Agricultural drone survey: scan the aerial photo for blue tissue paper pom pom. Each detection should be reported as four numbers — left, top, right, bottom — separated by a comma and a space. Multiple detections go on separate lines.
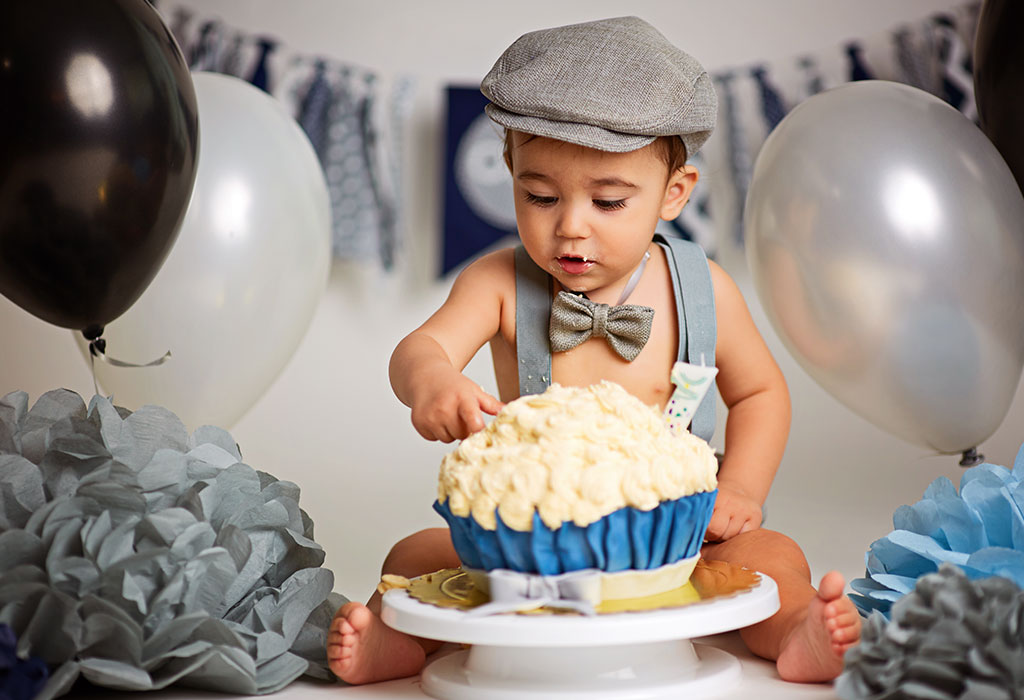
850, 441, 1024, 619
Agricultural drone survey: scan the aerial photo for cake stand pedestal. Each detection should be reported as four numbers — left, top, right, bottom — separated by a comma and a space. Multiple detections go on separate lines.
381, 573, 779, 700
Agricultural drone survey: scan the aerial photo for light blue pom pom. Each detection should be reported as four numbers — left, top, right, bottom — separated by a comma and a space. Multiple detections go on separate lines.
850, 442, 1024, 618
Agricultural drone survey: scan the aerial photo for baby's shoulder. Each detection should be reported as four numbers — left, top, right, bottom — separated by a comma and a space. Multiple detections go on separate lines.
705, 258, 757, 336
707, 259, 742, 304
471, 246, 516, 271
451, 247, 517, 295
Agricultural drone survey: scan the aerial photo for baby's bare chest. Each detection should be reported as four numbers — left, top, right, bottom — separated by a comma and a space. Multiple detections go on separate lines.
550, 337, 677, 408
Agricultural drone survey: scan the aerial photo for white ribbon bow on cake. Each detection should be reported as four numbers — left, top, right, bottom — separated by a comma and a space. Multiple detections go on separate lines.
465, 568, 602, 617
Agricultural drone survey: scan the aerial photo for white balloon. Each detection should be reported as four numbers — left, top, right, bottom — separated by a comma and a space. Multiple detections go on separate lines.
76, 72, 331, 430
745, 81, 1024, 455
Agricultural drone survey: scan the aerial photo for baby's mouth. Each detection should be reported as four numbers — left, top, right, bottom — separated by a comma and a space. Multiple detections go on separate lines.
557, 254, 594, 275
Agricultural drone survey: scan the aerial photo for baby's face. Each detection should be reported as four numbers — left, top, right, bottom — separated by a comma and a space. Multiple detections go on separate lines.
509, 134, 692, 299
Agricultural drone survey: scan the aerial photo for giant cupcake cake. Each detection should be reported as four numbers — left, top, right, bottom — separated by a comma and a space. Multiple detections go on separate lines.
433, 381, 718, 598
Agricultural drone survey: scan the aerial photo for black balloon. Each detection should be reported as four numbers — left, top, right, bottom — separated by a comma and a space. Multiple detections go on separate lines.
974, 0, 1024, 195
0, 0, 198, 332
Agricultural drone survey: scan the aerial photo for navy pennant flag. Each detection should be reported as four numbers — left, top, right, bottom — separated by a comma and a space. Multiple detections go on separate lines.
442, 86, 517, 276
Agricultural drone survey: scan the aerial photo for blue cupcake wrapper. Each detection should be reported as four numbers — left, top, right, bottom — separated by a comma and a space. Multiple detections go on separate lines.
433, 490, 717, 575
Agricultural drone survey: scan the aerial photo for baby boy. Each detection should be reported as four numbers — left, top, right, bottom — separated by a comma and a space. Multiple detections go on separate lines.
328, 16, 861, 685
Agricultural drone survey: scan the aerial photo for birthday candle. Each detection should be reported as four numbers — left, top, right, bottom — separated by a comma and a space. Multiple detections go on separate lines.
665, 360, 719, 435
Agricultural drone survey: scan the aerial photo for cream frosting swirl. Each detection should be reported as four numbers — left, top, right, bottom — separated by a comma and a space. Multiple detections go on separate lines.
437, 381, 718, 532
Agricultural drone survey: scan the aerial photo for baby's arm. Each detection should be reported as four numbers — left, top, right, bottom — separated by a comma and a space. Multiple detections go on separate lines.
705, 261, 791, 541
389, 251, 511, 442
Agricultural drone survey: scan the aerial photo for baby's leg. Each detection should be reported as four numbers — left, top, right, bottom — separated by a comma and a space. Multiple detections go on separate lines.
327, 528, 461, 684
701, 529, 861, 682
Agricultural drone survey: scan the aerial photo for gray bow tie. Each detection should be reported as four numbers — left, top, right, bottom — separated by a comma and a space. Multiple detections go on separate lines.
549, 290, 654, 361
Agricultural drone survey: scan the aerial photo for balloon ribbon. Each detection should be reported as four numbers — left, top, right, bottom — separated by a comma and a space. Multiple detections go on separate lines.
83, 329, 171, 396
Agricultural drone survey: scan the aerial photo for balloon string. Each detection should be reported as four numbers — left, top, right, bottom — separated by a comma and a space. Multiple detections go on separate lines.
88, 338, 172, 368
88, 351, 100, 398
84, 332, 172, 397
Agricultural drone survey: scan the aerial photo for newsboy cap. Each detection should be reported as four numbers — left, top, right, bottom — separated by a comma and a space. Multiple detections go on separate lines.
481, 16, 717, 157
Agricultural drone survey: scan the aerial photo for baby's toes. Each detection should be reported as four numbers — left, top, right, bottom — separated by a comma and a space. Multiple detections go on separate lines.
340, 627, 358, 647
826, 606, 856, 628
830, 613, 861, 644
832, 624, 859, 645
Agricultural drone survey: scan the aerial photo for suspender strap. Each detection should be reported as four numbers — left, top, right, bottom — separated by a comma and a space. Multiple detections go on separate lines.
654, 233, 717, 442
514, 246, 553, 397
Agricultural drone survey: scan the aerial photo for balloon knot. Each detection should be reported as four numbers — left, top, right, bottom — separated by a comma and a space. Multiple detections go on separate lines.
82, 325, 105, 341
960, 447, 984, 467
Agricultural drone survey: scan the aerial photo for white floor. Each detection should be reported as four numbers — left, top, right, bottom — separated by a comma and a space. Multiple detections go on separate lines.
73, 635, 840, 700
70, 633, 841, 700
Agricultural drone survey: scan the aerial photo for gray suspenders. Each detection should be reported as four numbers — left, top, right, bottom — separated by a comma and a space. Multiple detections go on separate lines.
513, 234, 717, 442
655, 233, 717, 442
514, 246, 554, 397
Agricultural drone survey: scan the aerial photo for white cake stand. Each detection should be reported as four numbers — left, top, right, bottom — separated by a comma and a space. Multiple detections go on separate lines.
381, 573, 779, 700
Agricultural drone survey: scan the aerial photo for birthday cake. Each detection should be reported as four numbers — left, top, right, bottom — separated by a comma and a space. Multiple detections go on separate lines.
433, 381, 718, 597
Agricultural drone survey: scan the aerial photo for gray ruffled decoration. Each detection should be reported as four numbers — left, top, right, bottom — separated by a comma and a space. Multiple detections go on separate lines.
0, 389, 346, 698
837, 563, 1024, 699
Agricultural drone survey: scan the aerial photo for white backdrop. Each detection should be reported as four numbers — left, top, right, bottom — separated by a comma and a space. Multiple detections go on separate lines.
3, 0, 1021, 603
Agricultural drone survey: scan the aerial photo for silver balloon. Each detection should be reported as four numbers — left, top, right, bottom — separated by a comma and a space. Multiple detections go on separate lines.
74, 72, 331, 430
745, 81, 1024, 454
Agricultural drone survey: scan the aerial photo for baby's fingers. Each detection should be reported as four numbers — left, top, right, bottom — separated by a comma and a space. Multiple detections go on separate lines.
739, 509, 763, 534
478, 391, 505, 416
722, 516, 749, 541
413, 417, 456, 443
455, 389, 504, 438
411, 401, 459, 442
456, 397, 486, 437
738, 520, 756, 536
705, 510, 730, 542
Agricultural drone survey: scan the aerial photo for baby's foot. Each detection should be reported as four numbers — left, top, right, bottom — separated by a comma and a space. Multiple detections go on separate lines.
776, 571, 861, 682
326, 602, 426, 684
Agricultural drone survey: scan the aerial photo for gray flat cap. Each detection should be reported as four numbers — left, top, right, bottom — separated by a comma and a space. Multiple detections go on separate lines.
482, 16, 716, 157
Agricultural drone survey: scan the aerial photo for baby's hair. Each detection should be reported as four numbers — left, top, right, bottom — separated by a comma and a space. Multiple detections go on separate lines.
501, 130, 689, 178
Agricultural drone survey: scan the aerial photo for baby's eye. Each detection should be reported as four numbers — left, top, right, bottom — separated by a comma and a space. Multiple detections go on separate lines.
594, 199, 627, 211
524, 192, 557, 206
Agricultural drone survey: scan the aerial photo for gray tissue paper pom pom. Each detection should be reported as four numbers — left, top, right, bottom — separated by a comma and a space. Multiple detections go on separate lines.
0, 389, 348, 698
837, 562, 1024, 700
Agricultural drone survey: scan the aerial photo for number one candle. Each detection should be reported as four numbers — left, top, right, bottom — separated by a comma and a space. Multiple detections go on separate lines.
665, 359, 719, 435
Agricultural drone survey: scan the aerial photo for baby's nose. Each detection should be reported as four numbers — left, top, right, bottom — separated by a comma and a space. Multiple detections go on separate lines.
556, 205, 590, 238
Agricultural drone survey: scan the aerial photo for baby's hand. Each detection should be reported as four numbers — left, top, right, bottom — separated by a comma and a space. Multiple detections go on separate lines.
409, 371, 503, 443
705, 485, 763, 542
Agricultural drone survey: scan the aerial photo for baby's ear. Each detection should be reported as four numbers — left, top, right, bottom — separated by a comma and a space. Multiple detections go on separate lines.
660, 165, 698, 220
